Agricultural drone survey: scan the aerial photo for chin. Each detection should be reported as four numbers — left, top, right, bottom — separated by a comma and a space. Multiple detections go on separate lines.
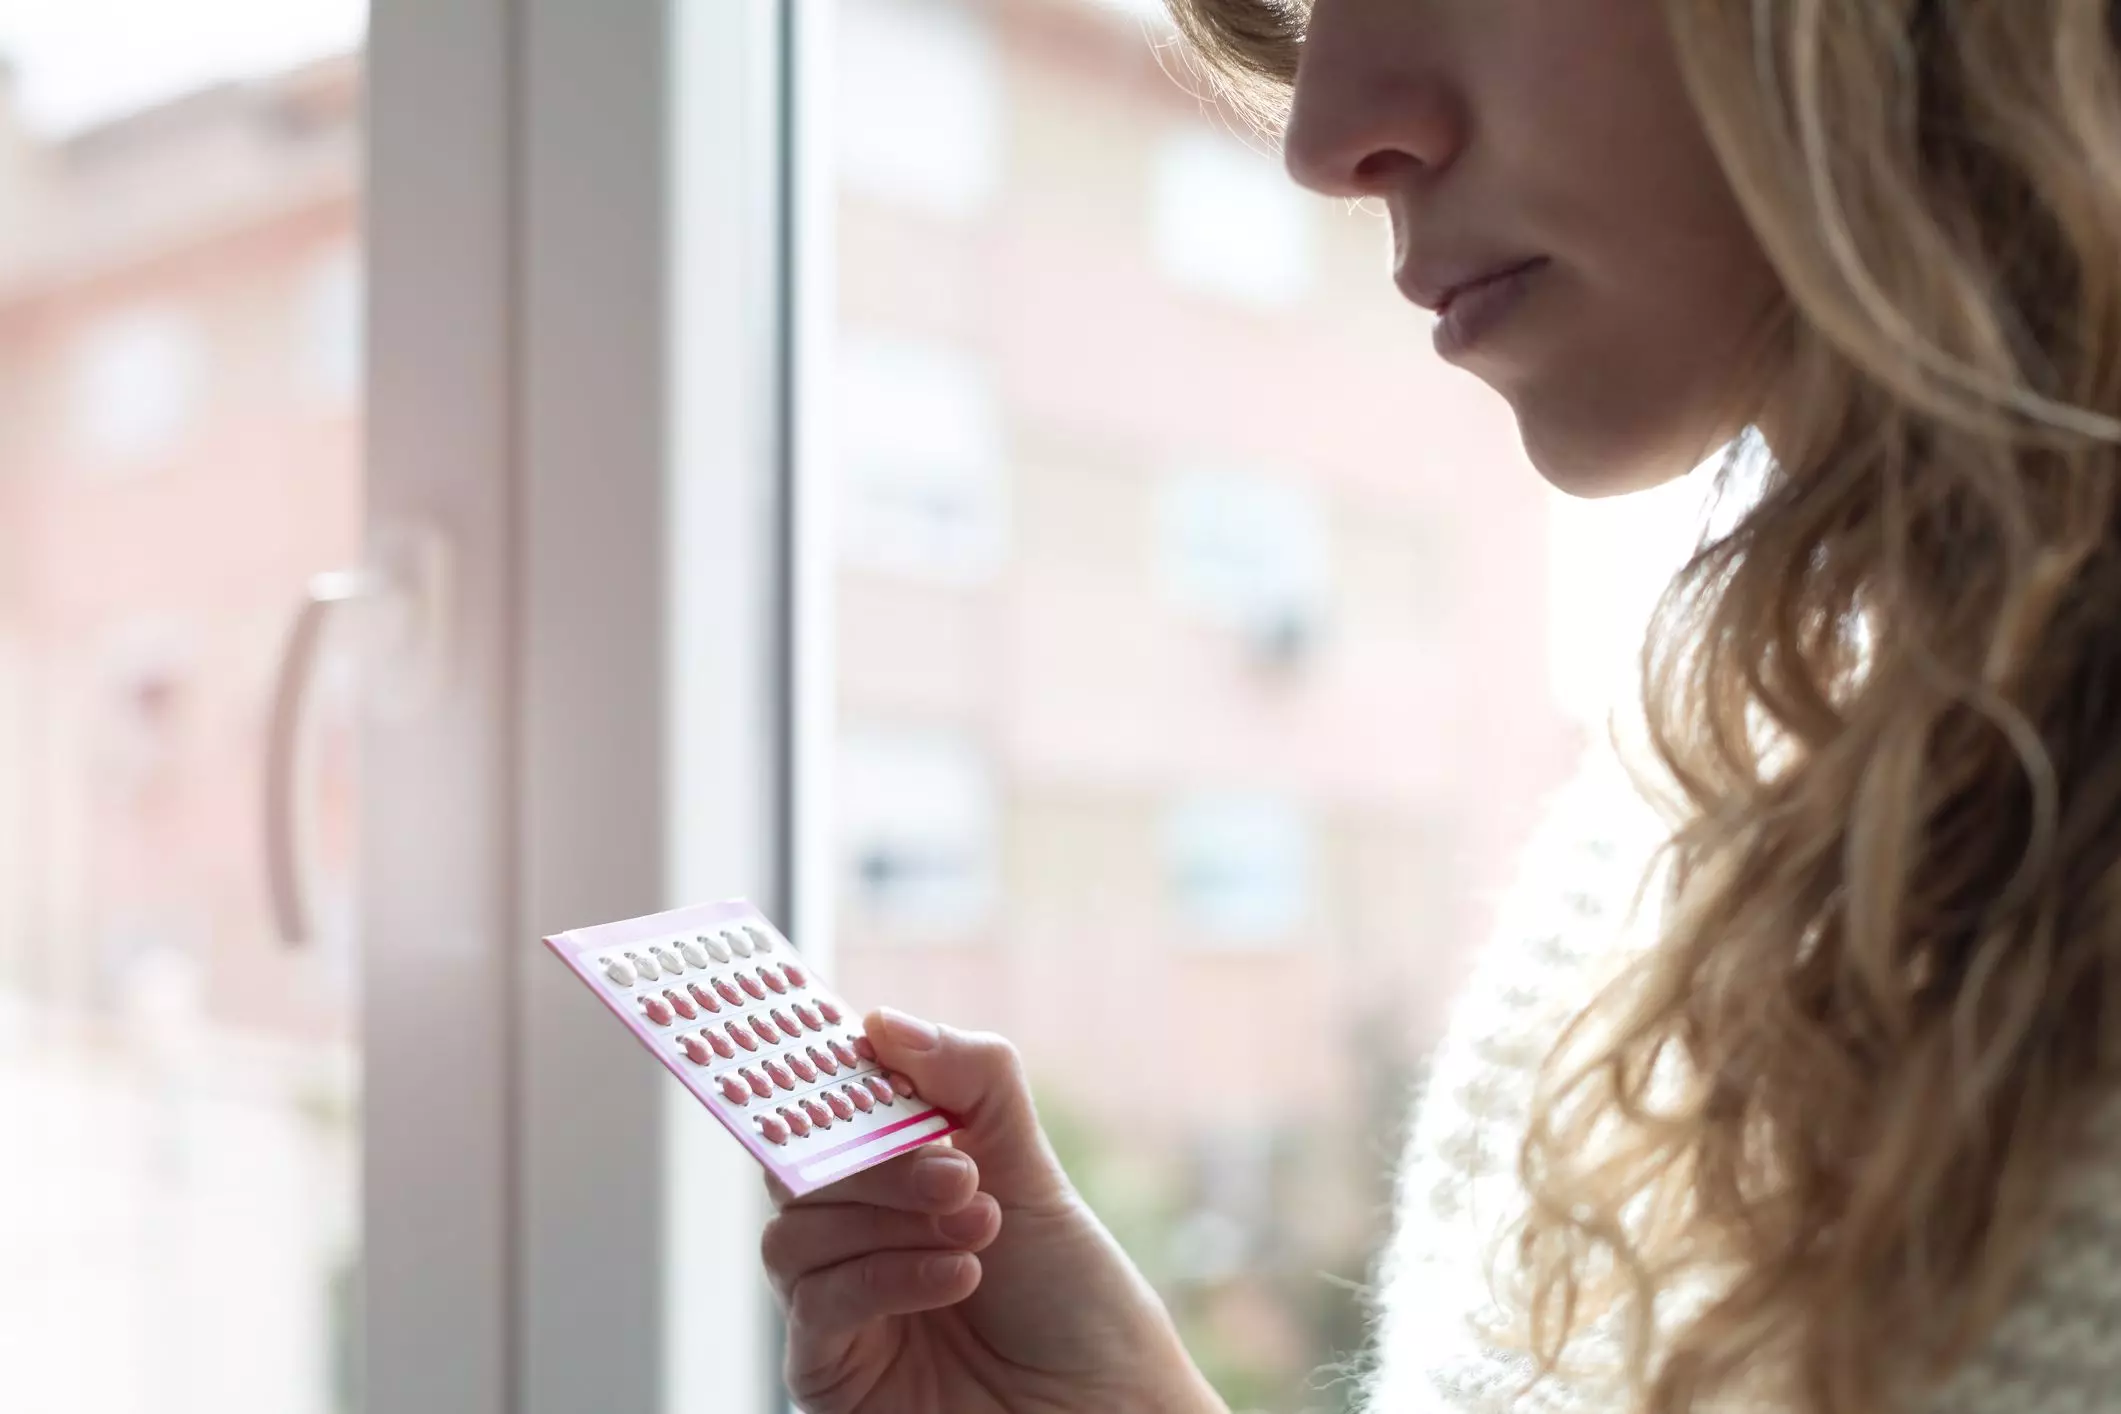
1516, 408, 1710, 501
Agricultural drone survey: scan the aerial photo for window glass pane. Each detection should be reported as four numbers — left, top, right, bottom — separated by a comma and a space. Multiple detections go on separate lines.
820, 2, 1615, 1407
838, 722, 1000, 941
68, 307, 208, 466
0, 7, 366, 1412
839, 330, 1009, 583
298, 243, 362, 409
835, 0, 1004, 219
1151, 129, 1319, 309
1163, 793, 1313, 946
1156, 466, 1329, 637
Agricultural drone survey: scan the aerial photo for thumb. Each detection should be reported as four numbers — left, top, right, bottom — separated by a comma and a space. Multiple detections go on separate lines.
865, 1008, 1068, 1205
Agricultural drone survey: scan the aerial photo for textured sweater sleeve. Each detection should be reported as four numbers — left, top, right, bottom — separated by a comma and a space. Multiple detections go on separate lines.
1360, 759, 1662, 1414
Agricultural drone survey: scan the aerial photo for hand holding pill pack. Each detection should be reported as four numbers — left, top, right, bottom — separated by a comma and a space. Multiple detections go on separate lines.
544, 899, 961, 1196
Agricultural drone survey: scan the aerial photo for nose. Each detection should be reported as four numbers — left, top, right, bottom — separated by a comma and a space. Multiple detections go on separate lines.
1282, 0, 1466, 199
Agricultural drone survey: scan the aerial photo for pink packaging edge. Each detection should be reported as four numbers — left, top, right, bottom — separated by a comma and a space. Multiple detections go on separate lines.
542, 898, 962, 1196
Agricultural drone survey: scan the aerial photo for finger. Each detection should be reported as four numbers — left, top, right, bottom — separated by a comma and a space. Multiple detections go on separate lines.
760, 1195, 1002, 1301
864, 1011, 1067, 1202
786, 1250, 983, 1342
766, 1144, 982, 1215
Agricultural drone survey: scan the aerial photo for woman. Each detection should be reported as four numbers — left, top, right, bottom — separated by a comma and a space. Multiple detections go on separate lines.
760, 0, 2121, 1409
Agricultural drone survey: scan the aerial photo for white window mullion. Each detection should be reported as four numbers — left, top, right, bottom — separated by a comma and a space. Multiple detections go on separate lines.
368, 0, 787, 1410
363, 1, 518, 1410
514, 0, 675, 1409
666, 0, 796, 1405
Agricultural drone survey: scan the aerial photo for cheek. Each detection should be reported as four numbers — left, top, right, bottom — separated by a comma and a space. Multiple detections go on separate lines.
1511, 255, 1781, 496
1478, 0, 1783, 493
1520, 155, 1782, 489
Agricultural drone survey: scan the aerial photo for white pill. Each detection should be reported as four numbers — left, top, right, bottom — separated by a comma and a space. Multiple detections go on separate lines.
701, 935, 731, 964
602, 957, 636, 986
654, 946, 685, 973
747, 927, 774, 953
681, 940, 710, 968
632, 952, 661, 981
729, 932, 754, 959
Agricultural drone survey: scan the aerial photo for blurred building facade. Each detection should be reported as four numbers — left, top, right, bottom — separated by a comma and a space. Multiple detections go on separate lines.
827, 0, 1577, 1173
0, 51, 361, 1414
0, 53, 362, 1035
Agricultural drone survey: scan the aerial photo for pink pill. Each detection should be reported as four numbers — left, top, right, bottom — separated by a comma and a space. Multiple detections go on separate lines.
642, 997, 674, 1027
809, 1045, 839, 1076
706, 1028, 736, 1060
781, 1105, 811, 1138
793, 1003, 823, 1032
744, 1068, 773, 1100
782, 963, 806, 989
866, 1076, 896, 1107
801, 1098, 833, 1129
764, 1059, 795, 1090
829, 1039, 860, 1069
726, 1021, 757, 1053
751, 1016, 780, 1045
757, 1114, 790, 1146
718, 1075, 748, 1105
714, 978, 745, 1007
824, 1090, 855, 1121
817, 1000, 843, 1025
787, 1053, 817, 1083
845, 1083, 874, 1113
688, 983, 721, 1014
679, 1035, 713, 1066
760, 966, 787, 995
667, 990, 697, 1021
739, 973, 767, 1000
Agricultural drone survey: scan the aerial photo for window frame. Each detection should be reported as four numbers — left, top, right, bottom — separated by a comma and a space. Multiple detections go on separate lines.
363, 1, 794, 1408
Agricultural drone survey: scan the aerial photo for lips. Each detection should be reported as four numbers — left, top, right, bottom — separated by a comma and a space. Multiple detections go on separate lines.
1397, 255, 1548, 316
1394, 253, 1551, 360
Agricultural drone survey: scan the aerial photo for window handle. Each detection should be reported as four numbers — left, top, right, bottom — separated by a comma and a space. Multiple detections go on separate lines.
265, 523, 450, 949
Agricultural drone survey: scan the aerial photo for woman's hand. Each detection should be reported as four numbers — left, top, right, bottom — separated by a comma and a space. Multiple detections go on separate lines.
762, 1009, 1225, 1414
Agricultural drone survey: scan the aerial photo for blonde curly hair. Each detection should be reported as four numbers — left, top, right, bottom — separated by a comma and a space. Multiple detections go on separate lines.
1163, 2, 2121, 1411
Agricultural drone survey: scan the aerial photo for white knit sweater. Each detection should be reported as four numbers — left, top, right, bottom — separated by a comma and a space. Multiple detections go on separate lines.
1362, 755, 2121, 1413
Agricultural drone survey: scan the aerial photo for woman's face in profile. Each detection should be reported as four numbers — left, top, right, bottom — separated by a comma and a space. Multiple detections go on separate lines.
1280, 0, 1784, 496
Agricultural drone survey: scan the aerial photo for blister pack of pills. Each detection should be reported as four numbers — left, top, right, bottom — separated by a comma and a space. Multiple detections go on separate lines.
545, 899, 960, 1196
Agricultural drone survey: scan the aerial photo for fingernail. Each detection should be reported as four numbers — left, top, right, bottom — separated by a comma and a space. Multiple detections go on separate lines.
920, 1252, 972, 1286
936, 1202, 991, 1244
876, 1007, 940, 1052
912, 1152, 969, 1201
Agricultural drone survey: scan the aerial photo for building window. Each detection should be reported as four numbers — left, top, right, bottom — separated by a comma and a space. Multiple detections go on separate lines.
299, 244, 362, 407
1171, 1127, 1281, 1281
93, 616, 196, 789
838, 725, 999, 939
1151, 129, 1319, 309
1156, 466, 1330, 660
1162, 794, 1313, 946
836, 0, 1003, 219
68, 306, 207, 468
839, 332, 1008, 583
